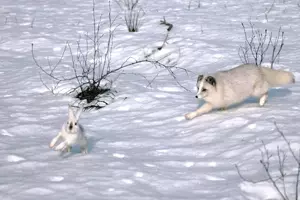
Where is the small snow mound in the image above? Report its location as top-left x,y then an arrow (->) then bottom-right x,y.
25,187 -> 54,195
157,86 -> 182,92
113,153 -> 125,158
208,162 -> 217,167
53,47 -> 62,52
247,124 -> 257,129
156,149 -> 168,153
49,176 -> 64,182
134,97 -> 147,102
184,162 -> 194,167
175,116 -> 185,122
134,172 -> 144,177
121,179 -> 134,184
7,155 -> 25,162
116,105 -> 130,111
144,163 -> 156,168
218,117 -> 249,128
240,181 -> 280,200
154,94 -> 167,98
133,119 -> 143,123
1,129 -> 14,137
213,54 -> 225,59
205,175 -> 225,181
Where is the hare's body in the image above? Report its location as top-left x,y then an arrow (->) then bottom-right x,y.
50,106 -> 88,154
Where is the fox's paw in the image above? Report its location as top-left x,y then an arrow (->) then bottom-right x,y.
185,112 -> 196,120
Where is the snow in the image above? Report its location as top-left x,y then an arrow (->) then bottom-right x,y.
0,0 -> 300,200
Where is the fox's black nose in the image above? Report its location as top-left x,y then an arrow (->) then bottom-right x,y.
195,95 -> 198,98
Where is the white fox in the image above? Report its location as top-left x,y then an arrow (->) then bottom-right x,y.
185,64 -> 295,120
49,105 -> 88,153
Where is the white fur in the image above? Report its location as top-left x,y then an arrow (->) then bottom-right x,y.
196,80 -> 205,99
49,105 -> 88,154
185,64 -> 295,120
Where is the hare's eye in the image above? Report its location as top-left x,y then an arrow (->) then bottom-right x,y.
75,122 -> 77,125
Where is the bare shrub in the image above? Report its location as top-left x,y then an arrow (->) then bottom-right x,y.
32,1 -> 187,109
115,0 -> 144,32
236,122 -> 300,200
264,0 -> 275,22
238,22 -> 284,69
188,0 -> 201,10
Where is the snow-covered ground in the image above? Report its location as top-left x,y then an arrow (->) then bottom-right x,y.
0,0 -> 300,199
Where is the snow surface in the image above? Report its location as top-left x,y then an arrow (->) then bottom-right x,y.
0,0 -> 300,199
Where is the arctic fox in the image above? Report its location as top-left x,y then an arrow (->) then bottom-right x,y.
185,64 -> 295,120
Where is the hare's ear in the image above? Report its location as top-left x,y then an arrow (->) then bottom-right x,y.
75,106 -> 83,121
68,105 -> 76,121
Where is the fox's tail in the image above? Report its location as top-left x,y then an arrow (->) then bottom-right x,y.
261,67 -> 295,87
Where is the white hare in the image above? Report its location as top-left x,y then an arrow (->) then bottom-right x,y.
49,105 -> 88,154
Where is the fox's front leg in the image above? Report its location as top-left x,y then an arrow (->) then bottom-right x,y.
185,103 -> 213,120
49,132 -> 62,148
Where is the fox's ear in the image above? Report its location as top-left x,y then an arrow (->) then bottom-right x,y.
205,76 -> 216,87
197,75 -> 204,82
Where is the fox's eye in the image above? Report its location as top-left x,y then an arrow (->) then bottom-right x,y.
75,122 -> 77,125
202,88 -> 207,92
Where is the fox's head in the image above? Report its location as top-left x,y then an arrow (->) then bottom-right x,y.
195,75 -> 217,101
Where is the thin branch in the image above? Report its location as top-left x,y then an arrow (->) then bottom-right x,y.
260,157 -> 287,200
274,122 -> 299,164
157,17 -> 173,51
